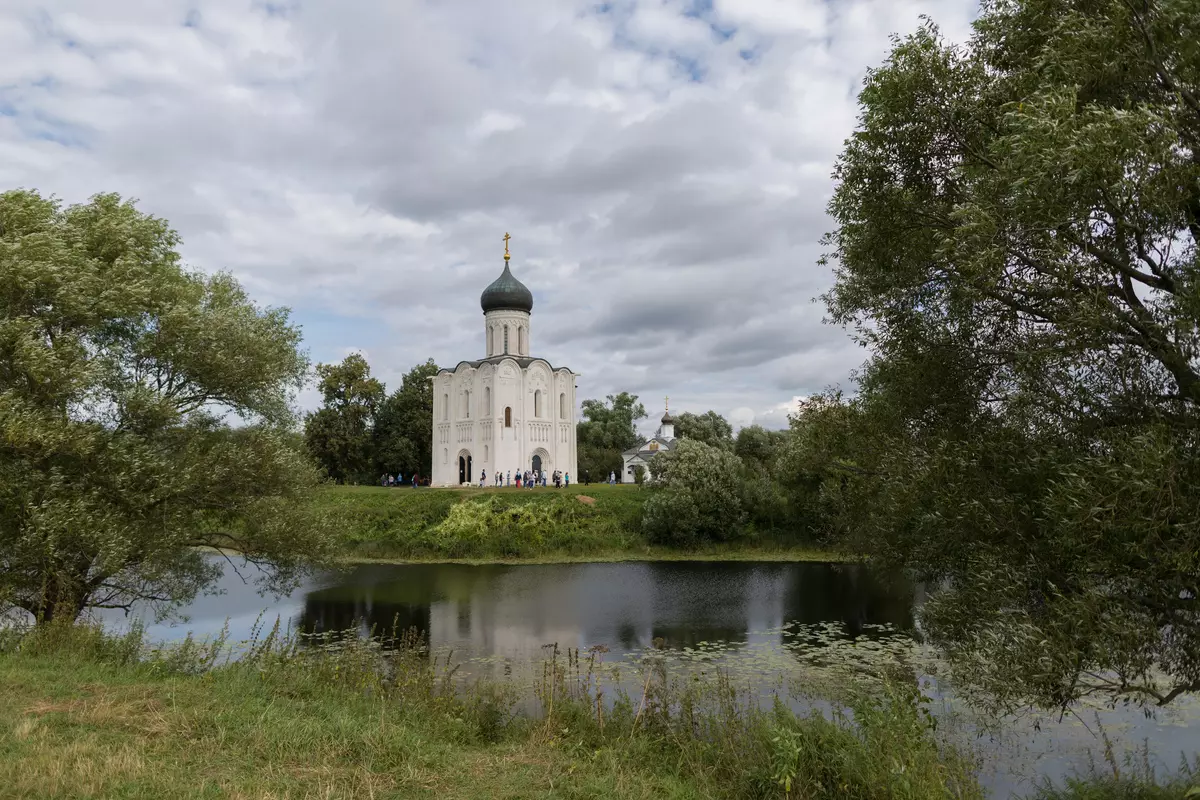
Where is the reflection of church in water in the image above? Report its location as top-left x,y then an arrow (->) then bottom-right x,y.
296,562 -> 917,667
431,234 -> 579,486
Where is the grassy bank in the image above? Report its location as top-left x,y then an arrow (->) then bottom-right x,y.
0,622 -> 983,800
3,624 -> 1194,799
315,484 -> 845,564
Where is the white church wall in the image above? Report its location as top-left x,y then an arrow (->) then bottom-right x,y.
493,358 -> 524,480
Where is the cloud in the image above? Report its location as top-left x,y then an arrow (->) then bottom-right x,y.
0,0 -> 980,430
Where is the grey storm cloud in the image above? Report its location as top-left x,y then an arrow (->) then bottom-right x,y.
0,0 -> 980,430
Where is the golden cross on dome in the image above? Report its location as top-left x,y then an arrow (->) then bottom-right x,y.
503,232 -> 511,261
665,396 -> 669,413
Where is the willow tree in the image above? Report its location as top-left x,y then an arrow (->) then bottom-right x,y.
0,190 -> 334,624
823,0 -> 1200,711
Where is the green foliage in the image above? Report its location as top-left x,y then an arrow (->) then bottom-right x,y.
733,424 -> 795,535
316,485 -> 648,560
1029,744 -> 1198,800
577,392 -> 647,451
734,424 -> 790,467
820,0 -> 1200,710
426,495 -> 636,558
577,392 -> 646,480
312,485 -> 841,563
0,189 -> 334,625
766,682 -> 980,800
632,464 -> 646,485
372,358 -> 438,479
0,622 -> 986,799
674,410 -> 734,449
643,439 -> 746,545
775,393 -> 866,540
303,353 -> 384,483
1032,778 -> 1197,800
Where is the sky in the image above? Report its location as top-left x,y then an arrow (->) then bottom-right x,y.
0,0 -> 978,434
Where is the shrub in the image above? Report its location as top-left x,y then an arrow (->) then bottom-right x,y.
643,439 -> 746,545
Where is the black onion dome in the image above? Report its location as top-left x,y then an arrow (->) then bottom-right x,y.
480,263 -> 534,314
661,411 -> 675,424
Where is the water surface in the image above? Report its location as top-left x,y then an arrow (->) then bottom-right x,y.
102,558 -> 1200,798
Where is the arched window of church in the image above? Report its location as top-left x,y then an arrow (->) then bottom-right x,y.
484,386 -> 491,416
559,392 -> 566,418
464,390 -> 470,418
534,389 -> 543,418
503,326 -> 509,354
519,326 -> 526,355
484,444 -> 489,462
443,448 -> 448,464
443,394 -> 449,419
504,406 -> 512,427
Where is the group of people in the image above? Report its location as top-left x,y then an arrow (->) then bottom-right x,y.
377,468 -> 618,488
378,473 -> 425,487
480,468 -> 570,489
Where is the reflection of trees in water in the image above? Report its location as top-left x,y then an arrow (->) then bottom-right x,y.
297,590 -> 432,649
291,561 -> 914,667
638,562 -> 758,650
615,622 -> 640,651
780,564 -> 914,646
581,563 -> 914,654
295,562 -> 517,650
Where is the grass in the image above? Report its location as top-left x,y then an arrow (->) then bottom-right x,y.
1026,739 -> 1199,800
0,620 -> 985,800
314,484 -> 847,564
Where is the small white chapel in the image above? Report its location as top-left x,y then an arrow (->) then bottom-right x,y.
431,234 -> 579,486
621,401 -> 676,482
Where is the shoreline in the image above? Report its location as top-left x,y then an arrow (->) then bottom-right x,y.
336,545 -> 855,566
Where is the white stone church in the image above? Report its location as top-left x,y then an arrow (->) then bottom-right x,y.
431,238 -> 579,486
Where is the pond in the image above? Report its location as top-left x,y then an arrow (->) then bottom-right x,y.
100,558 -> 1200,798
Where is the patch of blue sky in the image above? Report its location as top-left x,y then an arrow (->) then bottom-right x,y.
290,308 -> 390,362
601,2 -> 729,82
15,111 -> 90,149
680,0 -> 735,41
252,1 -> 298,18
672,54 -> 706,83
606,21 -> 703,83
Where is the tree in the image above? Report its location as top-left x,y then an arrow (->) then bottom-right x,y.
822,0 -> 1200,710
642,439 -> 746,545
373,358 -> 438,479
577,392 -> 646,481
734,424 -> 789,468
303,354 -> 383,484
733,424 -> 792,534
0,190 -> 334,624
674,410 -> 734,449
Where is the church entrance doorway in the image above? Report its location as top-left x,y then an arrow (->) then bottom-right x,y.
458,453 -> 472,485
531,454 -> 542,475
